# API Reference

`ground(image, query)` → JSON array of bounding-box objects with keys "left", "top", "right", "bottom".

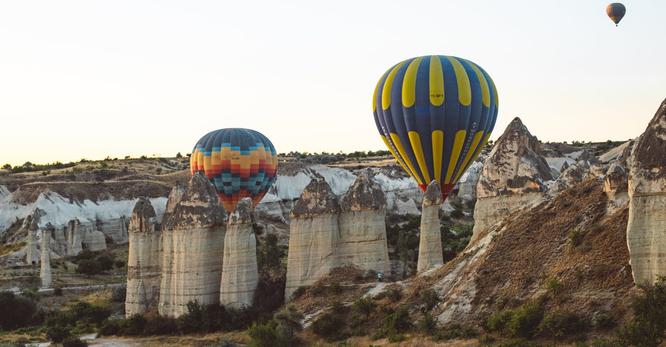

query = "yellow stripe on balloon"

[
  {"left": 467, "top": 61, "right": 490, "bottom": 107},
  {"left": 389, "top": 133, "right": 423, "bottom": 185},
  {"left": 407, "top": 131, "right": 431, "bottom": 183},
  {"left": 432, "top": 130, "right": 444, "bottom": 183},
  {"left": 402, "top": 57, "right": 422, "bottom": 108},
  {"left": 445, "top": 130, "right": 467, "bottom": 184},
  {"left": 381, "top": 135, "right": 410, "bottom": 175},
  {"left": 373, "top": 72, "right": 387, "bottom": 112},
  {"left": 453, "top": 131, "right": 484, "bottom": 182},
  {"left": 488, "top": 75, "right": 499, "bottom": 107},
  {"left": 446, "top": 57, "right": 471, "bottom": 106},
  {"left": 429, "top": 56, "right": 444, "bottom": 106},
  {"left": 381, "top": 62, "right": 405, "bottom": 110}
]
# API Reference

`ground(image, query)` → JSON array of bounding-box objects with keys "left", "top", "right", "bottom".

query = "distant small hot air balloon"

[
  {"left": 190, "top": 128, "right": 278, "bottom": 212},
  {"left": 606, "top": 3, "right": 626, "bottom": 26},
  {"left": 372, "top": 55, "right": 499, "bottom": 200}
]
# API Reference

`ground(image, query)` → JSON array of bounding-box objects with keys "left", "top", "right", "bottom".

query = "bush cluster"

[
  {"left": 248, "top": 306, "right": 303, "bottom": 347},
  {"left": 45, "top": 302, "right": 111, "bottom": 343},
  {"left": 73, "top": 251, "right": 116, "bottom": 276},
  {"left": 0, "top": 291, "right": 42, "bottom": 330},
  {"left": 618, "top": 279, "right": 666, "bottom": 347},
  {"left": 486, "top": 301, "right": 544, "bottom": 338},
  {"left": 100, "top": 301, "right": 253, "bottom": 337}
]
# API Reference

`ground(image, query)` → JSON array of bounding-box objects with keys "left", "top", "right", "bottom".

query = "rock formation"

[
  {"left": 627, "top": 98, "right": 666, "bottom": 285},
  {"left": 81, "top": 225, "right": 107, "bottom": 252},
  {"left": 24, "top": 215, "right": 39, "bottom": 265},
  {"left": 472, "top": 117, "right": 553, "bottom": 242},
  {"left": 98, "top": 217, "right": 129, "bottom": 244},
  {"left": 126, "top": 198, "right": 162, "bottom": 317},
  {"left": 219, "top": 198, "right": 258, "bottom": 308},
  {"left": 337, "top": 172, "right": 390, "bottom": 275},
  {"left": 66, "top": 219, "right": 83, "bottom": 256},
  {"left": 40, "top": 228, "right": 52, "bottom": 288},
  {"left": 159, "top": 174, "right": 226, "bottom": 317},
  {"left": 417, "top": 181, "right": 444, "bottom": 273},
  {"left": 604, "top": 163, "right": 628, "bottom": 205},
  {"left": 285, "top": 175, "right": 341, "bottom": 300},
  {"left": 50, "top": 224, "right": 68, "bottom": 256}
]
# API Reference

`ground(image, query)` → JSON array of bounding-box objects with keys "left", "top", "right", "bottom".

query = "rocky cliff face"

[
  {"left": 417, "top": 181, "right": 444, "bottom": 273},
  {"left": 473, "top": 117, "right": 553, "bottom": 241},
  {"left": 220, "top": 198, "right": 258, "bottom": 308},
  {"left": 337, "top": 172, "right": 390, "bottom": 275},
  {"left": 126, "top": 198, "right": 162, "bottom": 317},
  {"left": 159, "top": 174, "right": 226, "bottom": 317},
  {"left": 285, "top": 176, "right": 341, "bottom": 300},
  {"left": 626, "top": 98, "right": 666, "bottom": 285}
]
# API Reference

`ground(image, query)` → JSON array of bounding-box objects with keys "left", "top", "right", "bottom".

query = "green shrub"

[
  {"left": 46, "top": 325, "right": 71, "bottom": 343},
  {"left": 256, "top": 233, "right": 284, "bottom": 272},
  {"left": 386, "top": 287, "right": 402, "bottom": 302},
  {"left": 591, "top": 311, "right": 615, "bottom": 329},
  {"left": 434, "top": 323, "right": 478, "bottom": 341},
  {"left": 618, "top": 279, "right": 666, "bottom": 347},
  {"left": 486, "top": 310, "right": 513, "bottom": 332},
  {"left": 148, "top": 316, "right": 170, "bottom": 334},
  {"left": 506, "top": 302, "right": 543, "bottom": 338},
  {"left": 248, "top": 322, "right": 280, "bottom": 347},
  {"left": 247, "top": 307, "right": 303, "bottom": 347},
  {"left": 98, "top": 319, "right": 122, "bottom": 336},
  {"left": 383, "top": 306, "right": 412, "bottom": 335},
  {"left": 486, "top": 301, "right": 544, "bottom": 338},
  {"left": 311, "top": 303, "right": 347, "bottom": 341},
  {"left": 0, "top": 291, "right": 40, "bottom": 330},
  {"left": 419, "top": 288, "right": 439, "bottom": 311},
  {"left": 539, "top": 311, "right": 588, "bottom": 339},
  {"left": 416, "top": 312, "right": 436, "bottom": 334},
  {"left": 568, "top": 229, "right": 584, "bottom": 247},
  {"left": 62, "top": 337, "right": 88, "bottom": 347},
  {"left": 76, "top": 259, "right": 102, "bottom": 276},
  {"left": 352, "top": 297, "right": 375, "bottom": 319},
  {"left": 123, "top": 315, "right": 147, "bottom": 336},
  {"left": 545, "top": 277, "right": 564, "bottom": 297}
]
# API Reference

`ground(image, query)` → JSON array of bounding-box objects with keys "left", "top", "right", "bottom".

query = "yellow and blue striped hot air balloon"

[
  {"left": 190, "top": 128, "right": 278, "bottom": 212},
  {"left": 373, "top": 55, "right": 499, "bottom": 200}
]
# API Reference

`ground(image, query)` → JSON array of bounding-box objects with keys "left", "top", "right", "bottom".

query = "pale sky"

[{"left": 1, "top": 1, "right": 664, "bottom": 166}]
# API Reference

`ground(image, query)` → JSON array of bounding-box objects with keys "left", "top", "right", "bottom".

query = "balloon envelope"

[
  {"left": 606, "top": 3, "right": 626, "bottom": 25},
  {"left": 190, "top": 128, "right": 278, "bottom": 212},
  {"left": 373, "top": 55, "right": 498, "bottom": 200}
]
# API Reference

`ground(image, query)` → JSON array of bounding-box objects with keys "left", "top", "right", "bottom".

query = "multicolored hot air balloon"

[
  {"left": 606, "top": 3, "right": 626, "bottom": 26},
  {"left": 373, "top": 55, "right": 498, "bottom": 200},
  {"left": 190, "top": 128, "right": 278, "bottom": 212}
]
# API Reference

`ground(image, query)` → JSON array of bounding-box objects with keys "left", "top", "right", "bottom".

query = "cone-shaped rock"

[
  {"left": 417, "top": 181, "right": 444, "bottom": 273},
  {"left": 285, "top": 175, "right": 341, "bottom": 301},
  {"left": 472, "top": 117, "right": 552, "bottom": 242},
  {"left": 40, "top": 227, "right": 52, "bottom": 288},
  {"left": 126, "top": 198, "right": 162, "bottom": 316},
  {"left": 627, "top": 98, "right": 666, "bottom": 285},
  {"left": 337, "top": 172, "right": 390, "bottom": 275},
  {"left": 220, "top": 198, "right": 258, "bottom": 308},
  {"left": 24, "top": 215, "right": 39, "bottom": 265},
  {"left": 158, "top": 173, "right": 226, "bottom": 317}
]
